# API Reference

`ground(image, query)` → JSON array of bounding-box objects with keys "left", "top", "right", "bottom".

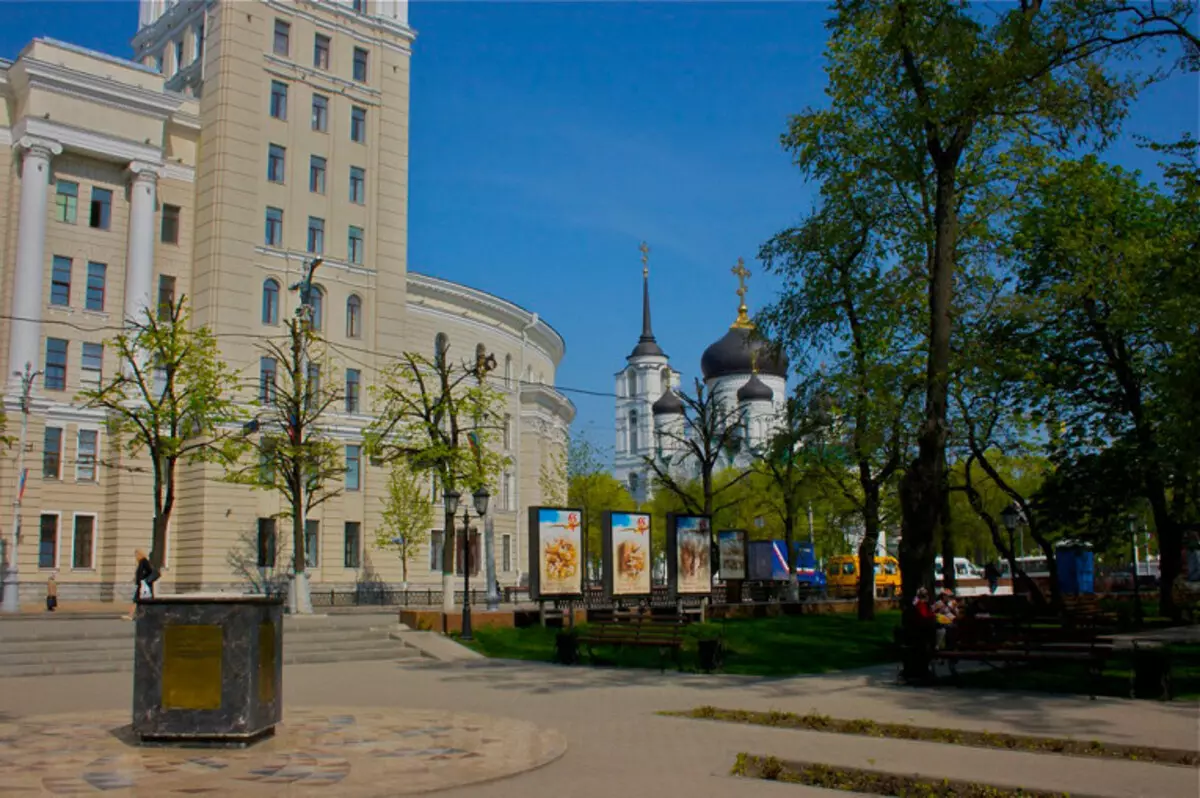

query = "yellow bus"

[{"left": 825, "top": 555, "right": 901, "bottom": 598}]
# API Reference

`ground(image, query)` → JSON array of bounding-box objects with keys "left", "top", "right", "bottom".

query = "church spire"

[
  {"left": 730, "top": 257, "right": 755, "bottom": 330},
  {"left": 629, "top": 241, "right": 665, "bottom": 358}
]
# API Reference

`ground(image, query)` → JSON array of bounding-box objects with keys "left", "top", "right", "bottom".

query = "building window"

[
  {"left": 309, "top": 156, "right": 326, "bottom": 194},
  {"left": 346, "top": 295, "right": 362, "bottom": 338},
  {"left": 262, "top": 278, "right": 280, "bottom": 325},
  {"left": 39, "top": 514, "right": 58, "bottom": 569},
  {"left": 312, "top": 94, "right": 328, "bottom": 132},
  {"left": 505, "top": 355, "right": 513, "bottom": 388},
  {"left": 306, "top": 362, "right": 321, "bottom": 402},
  {"left": 43, "top": 427, "right": 63, "bottom": 479},
  {"left": 347, "top": 225, "right": 364, "bottom": 264},
  {"left": 344, "top": 522, "right": 361, "bottom": 568},
  {"left": 158, "top": 275, "right": 176, "bottom": 320},
  {"left": 304, "top": 519, "right": 319, "bottom": 568},
  {"left": 161, "top": 204, "right": 180, "bottom": 244},
  {"left": 352, "top": 46, "right": 369, "bottom": 82},
  {"left": 503, "top": 414, "right": 512, "bottom": 449},
  {"left": 502, "top": 534, "right": 512, "bottom": 572},
  {"left": 257, "top": 518, "right": 277, "bottom": 568},
  {"left": 153, "top": 52, "right": 163, "bottom": 73},
  {"left": 429, "top": 530, "right": 444, "bottom": 571},
  {"left": 55, "top": 180, "right": 78, "bottom": 223},
  {"left": 629, "top": 472, "right": 639, "bottom": 496},
  {"left": 72, "top": 514, "right": 95, "bottom": 570},
  {"left": 45, "top": 338, "right": 68, "bottom": 391},
  {"left": 348, "top": 166, "right": 366, "bottom": 204},
  {"left": 269, "top": 80, "right": 288, "bottom": 120},
  {"left": 264, "top": 207, "right": 284, "bottom": 247},
  {"left": 85, "top": 262, "right": 106, "bottom": 311},
  {"left": 77, "top": 429, "right": 98, "bottom": 482},
  {"left": 195, "top": 21, "right": 205, "bottom": 60},
  {"left": 456, "top": 531, "right": 480, "bottom": 577},
  {"left": 50, "top": 256, "right": 72, "bottom": 306},
  {"left": 434, "top": 333, "right": 449, "bottom": 369},
  {"left": 267, "top": 144, "right": 286, "bottom": 183},
  {"left": 500, "top": 471, "right": 512, "bottom": 510},
  {"left": 307, "top": 216, "right": 324, "bottom": 254},
  {"left": 173, "top": 39, "right": 184, "bottom": 74},
  {"left": 81, "top": 342, "right": 103, "bottom": 389},
  {"left": 627, "top": 370, "right": 637, "bottom": 398},
  {"left": 345, "top": 368, "right": 361, "bottom": 413},
  {"left": 353, "top": 0, "right": 367, "bottom": 12},
  {"left": 628, "top": 409, "right": 639, "bottom": 452},
  {"left": 273, "top": 19, "right": 290, "bottom": 56},
  {"left": 89, "top": 187, "right": 112, "bottom": 229},
  {"left": 259, "top": 439, "right": 276, "bottom": 485},
  {"left": 311, "top": 286, "right": 325, "bottom": 331},
  {"left": 350, "top": 106, "right": 366, "bottom": 143},
  {"left": 260, "top": 356, "right": 277, "bottom": 403},
  {"left": 345, "top": 445, "right": 361, "bottom": 491},
  {"left": 313, "top": 33, "right": 330, "bottom": 69}
]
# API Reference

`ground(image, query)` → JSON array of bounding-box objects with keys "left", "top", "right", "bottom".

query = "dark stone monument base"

[
  {"left": 135, "top": 726, "right": 276, "bottom": 749},
  {"left": 132, "top": 594, "right": 284, "bottom": 745}
]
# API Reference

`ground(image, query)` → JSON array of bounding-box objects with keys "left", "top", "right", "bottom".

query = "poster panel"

[
  {"left": 668, "top": 514, "right": 713, "bottom": 595},
  {"left": 527, "top": 507, "right": 584, "bottom": 600},
  {"left": 717, "top": 530, "right": 747, "bottom": 581},
  {"left": 604, "top": 512, "right": 652, "bottom": 597}
]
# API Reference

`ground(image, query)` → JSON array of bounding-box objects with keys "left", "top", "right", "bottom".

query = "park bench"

[{"left": 577, "top": 619, "right": 686, "bottom": 671}]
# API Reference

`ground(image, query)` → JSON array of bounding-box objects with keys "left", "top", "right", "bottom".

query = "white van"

[{"left": 934, "top": 556, "right": 983, "bottom": 580}]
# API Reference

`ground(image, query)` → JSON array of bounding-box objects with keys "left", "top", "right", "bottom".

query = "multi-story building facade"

[{"left": 0, "top": 0, "right": 573, "bottom": 604}]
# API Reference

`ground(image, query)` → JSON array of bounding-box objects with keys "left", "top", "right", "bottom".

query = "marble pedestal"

[{"left": 132, "top": 595, "right": 284, "bottom": 746}]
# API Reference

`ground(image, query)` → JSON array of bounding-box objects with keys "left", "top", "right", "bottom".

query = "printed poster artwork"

[
  {"left": 675, "top": 515, "right": 712, "bottom": 594},
  {"left": 537, "top": 508, "right": 582, "bottom": 595},
  {"left": 718, "top": 530, "right": 746, "bottom": 580},
  {"left": 611, "top": 512, "right": 651, "bottom": 596}
]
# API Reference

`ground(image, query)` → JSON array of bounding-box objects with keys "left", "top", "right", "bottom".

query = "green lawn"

[{"left": 461, "top": 612, "right": 901, "bottom": 676}]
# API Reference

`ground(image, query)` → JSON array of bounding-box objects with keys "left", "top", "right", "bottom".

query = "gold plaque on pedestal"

[
  {"left": 258, "top": 622, "right": 276, "bottom": 704},
  {"left": 162, "top": 625, "right": 223, "bottom": 710}
]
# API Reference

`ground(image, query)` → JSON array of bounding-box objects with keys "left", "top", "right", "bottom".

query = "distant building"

[{"left": 613, "top": 248, "right": 787, "bottom": 499}]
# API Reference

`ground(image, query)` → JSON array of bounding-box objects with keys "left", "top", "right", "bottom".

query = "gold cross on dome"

[
  {"left": 640, "top": 241, "right": 650, "bottom": 277},
  {"left": 731, "top": 257, "right": 755, "bottom": 329}
]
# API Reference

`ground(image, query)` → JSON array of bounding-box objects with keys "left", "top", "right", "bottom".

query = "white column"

[
  {"left": 124, "top": 162, "right": 162, "bottom": 327},
  {"left": 7, "top": 137, "right": 62, "bottom": 390}
]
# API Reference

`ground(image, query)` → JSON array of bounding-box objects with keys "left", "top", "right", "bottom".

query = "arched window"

[
  {"left": 629, "top": 409, "right": 639, "bottom": 453},
  {"left": 504, "top": 355, "right": 513, "bottom": 388},
  {"left": 627, "top": 370, "right": 637, "bottom": 397},
  {"left": 660, "top": 368, "right": 670, "bottom": 392},
  {"left": 262, "top": 278, "right": 280, "bottom": 325},
  {"left": 628, "top": 472, "right": 639, "bottom": 496},
  {"left": 345, "top": 294, "right": 362, "bottom": 338},
  {"left": 310, "top": 285, "right": 325, "bottom": 331},
  {"left": 434, "top": 333, "right": 449, "bottom": 368}
]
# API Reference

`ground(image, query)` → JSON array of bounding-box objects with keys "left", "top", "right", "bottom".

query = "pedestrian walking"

[
  {"left": 46, "top": 572, "right": 58, "bottom": 612},
  {"left": 125, "top": 549, "right": 158, "bottom": 620}
]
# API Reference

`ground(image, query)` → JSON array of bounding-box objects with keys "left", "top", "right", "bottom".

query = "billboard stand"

[
  {"left": 603, "top": 510, "right": 654, "bottom": 615},
  {"left": 528, "top": 507, "right": 585, "bottom": 628},
  {"left": 666, "top": 513, "right": 714, "bottom": 621}
]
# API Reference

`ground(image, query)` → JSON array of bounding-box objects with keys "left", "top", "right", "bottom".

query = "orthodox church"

[{"left": 613, "top": 245, "right": 789, "bottom": 502}]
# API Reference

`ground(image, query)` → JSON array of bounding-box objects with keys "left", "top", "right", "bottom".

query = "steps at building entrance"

[{"left": 0, "top": 612, "right": 424, "bottom": 678}]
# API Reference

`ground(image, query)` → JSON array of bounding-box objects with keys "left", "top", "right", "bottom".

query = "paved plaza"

[{"left": 0, "top": 630, "right": 1197, "bottom": 798}]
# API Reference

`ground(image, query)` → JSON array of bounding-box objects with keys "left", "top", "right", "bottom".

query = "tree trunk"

[
  {"left": 151, "top": 514, "right": 168, "bottom": 572},
  {"left": 857, "top": 484, "right": 881, "bottom": 620},
  {"left": 442, "top": 507, "right": 457, "bottom": 613},
  {"left": 940, "top": 484, "right": 956, "bottom": 594},
  {"left": 1147, "top": 481, "right": 1183, "bottom": 619},
  {"left": 784, "top": 513, "right": 799, "bottom": 603},
  {"left": 900, "top": 163, "right": 958, "bottom": 611}
]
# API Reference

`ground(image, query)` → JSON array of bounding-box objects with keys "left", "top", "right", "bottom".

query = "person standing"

[
  {"left": 984, "top": 561, "right": 1000, "bottom": 594},
  {"left": 126, "top": 549, "right": 158, "bottom": 620},
  {"left": 46, "top": 572, "right": 58, "bottom": 612}
]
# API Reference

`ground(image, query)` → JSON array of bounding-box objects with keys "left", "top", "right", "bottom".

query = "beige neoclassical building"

[{"left": 0, "top": 0, "right": 573, "bottom": 604}]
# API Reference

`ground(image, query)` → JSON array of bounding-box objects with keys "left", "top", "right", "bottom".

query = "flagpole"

[{"left": 2, "top": 363, "right": 42, "bottom": 613}]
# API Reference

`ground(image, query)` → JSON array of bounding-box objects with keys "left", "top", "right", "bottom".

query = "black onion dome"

[
  {"left": 737, "top": 374, "right": 774, "bottom": 403},
  {"left": 652, "top": 389, "right": 685, "bottom": 416},
  {"left": 700, "top": 327, "right": 788, "bottom": 380}
]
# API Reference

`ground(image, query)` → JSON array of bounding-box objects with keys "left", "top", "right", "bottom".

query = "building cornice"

[
  {"left": 10, "top": 57, "right": 183, "bottom": 121},
  {"left": 12, "top": 116, "right": 169, "bottom": 171},
  {"left": 282, "top": 0, "right": 417, "bottom": 50},
  {"left": 132, "top": 0, "right": 208, "bottom": 54},
  {"left": 407, "top": 272, "right": 566, "bottom": 365},
  {"left": 520, "top": 384, "right": 576, "bottom": 425}
]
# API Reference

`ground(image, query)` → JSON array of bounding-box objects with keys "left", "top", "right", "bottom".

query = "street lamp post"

[
  {"left": 459, "top": 486, "right": 490, "bottom": 641},
  {"left": 1000, "top": 503, "right": 1020, "bottom": 592},
  {"left": 287, "top": 256, "right": 322, "bottom": 616},
  {"left": 2, "top": 363, "right": 42, "bottom": 614},
  {"left": 1128, "top": 515, "right": 1144, "bottom": 627}
]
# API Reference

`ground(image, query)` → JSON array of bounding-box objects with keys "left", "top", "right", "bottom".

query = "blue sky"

[{"left": 2, "top": 2, "right": 1197, "bottom": 459}]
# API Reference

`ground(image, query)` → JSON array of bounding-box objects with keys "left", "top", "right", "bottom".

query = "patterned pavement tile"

[{"left": 0, "top": 708, "right": 566, "bottom": 796}]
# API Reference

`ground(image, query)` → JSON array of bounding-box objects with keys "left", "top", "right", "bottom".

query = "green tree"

[
  {"left": 227, "top": 317, "right": 344, "bottom": 614},
  {"left": 81, "top": 297, "right": 243, "bottom": 570},
  {"left": 376, "top": 462, "right": 435, "bottom": 588},
  {"left": 784, "top": 0, "right": 1196, "bottom": 606},
  {"left": 367, "top": 344, "right": 508, "bottom": 613},
  {"left": 1006, "top": 153, "right": 1200, "bottom": 613}
]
